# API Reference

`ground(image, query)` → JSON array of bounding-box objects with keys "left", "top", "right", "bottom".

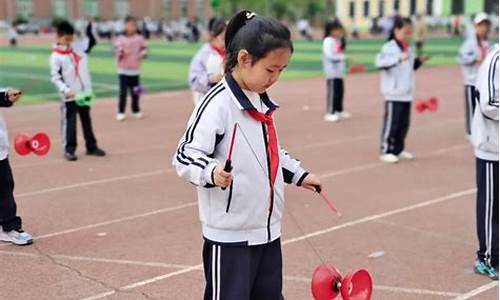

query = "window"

[
  {"left": 426, "top": 0, "right": 433, "bottom": 15},
  {"left": 115, "top": 0, "right": 129, "bottom": 19},
  {"left": 393, "top": 0, "right": 400, "bottom": 11},
  {"left": 451, "top": 0, "right": 463, "bottom": 15},
  {"left": 163, "top": 0, "right": 172, "bottom": 19},
  {"left": 196, "top": 0, "right": 205, "bottom": 21},
  {"left": 363, "top": 0, "right": 370, "bottom": 17},
  {"left": 349, "top": 1, "right": 355, "bottom": 18},
  {"left": 378, "top": 0, "right": 384, "bottom": 17},
  {"left": 52, "top": 0, "right": 66, "bottom": 17},
  {"left": 485, "top": 0, "right": 499, "bottom": 15},
  {"left": 180, "top": 0, "right": 188, "bottom": 17},
  {"left": 83, "top": 0, "right": 99, "bottom": 17},
  {"left": 410, "top": 0, "right": 416, "bottom": 15},
  {"left": 16, "top": 0, "right": 33, "bottom": 18}
]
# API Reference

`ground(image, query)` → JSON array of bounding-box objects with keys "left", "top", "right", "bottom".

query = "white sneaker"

[
  {"left": 379, "top": 154, "right": 399, "bottom": 164},
  {"left": 0, "top": 229, "right": 33, "bottom": 245},
  {"left": 132, "top": 112, "right": 143, "bottom": 119},
  {"left": 116, "top": 113, "right": 126, "bottom": 121},
  {"left": 399, "top": 151, "right": 414, "bottom": 160},
  {"left": 324, "top": 113, "right": 340, "bottom": 122},
  {"left": 338, "top": 111, "right": 351, "bottom": 119}
]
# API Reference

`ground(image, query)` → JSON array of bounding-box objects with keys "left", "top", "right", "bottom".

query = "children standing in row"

[
  {"left": 458, "top": 13, "right": 491, "bottom": 137},
  {"left": 188, "top": 17, "right": 226, "bottom": 105},
  {"left": 375, "top": 17, "right": 427, "bottom": 164},
  {"left": 322, "top": 20, "right": 351, "bottom": 122},
  {"left": 471, "top": 44, "right": 498, "bottom": 280},
  {"left": 174, "top": 10, "right": 320, "bottom": 299},
  {"left": 114, "top": 16, "right": 148, "bottom": 121},
  {"left": 50, "top": 21, "right": 106, "bottom": 161},
  {"left": 0, "top": 88, "right": 32, "bottom": 245}
]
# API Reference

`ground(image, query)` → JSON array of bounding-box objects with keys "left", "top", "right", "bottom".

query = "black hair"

[
  {"left": 125, "top": 15, "right": 137, "bottom": 23},
  {"left": 388, "top": 16, "right": 412, "bottom": 41},
  {"left": 324, "top": 19, "right": 344, "bottom": 38},
  {"left": 207, "top": 17, "right": 226, "bottom": 36},
  {"left": 224, "top": 10, "right": 293, "bottom": 73},
  {"left": 56, "top": 20, "right": 74, "bottom": 36}
]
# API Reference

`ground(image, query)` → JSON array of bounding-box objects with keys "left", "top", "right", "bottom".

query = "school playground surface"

[
  {"left": 0, "top": 36, "right": 468, "bottom": 104},
  {"left": 0, "top": 63, "right": 498, "bottom": 300}
]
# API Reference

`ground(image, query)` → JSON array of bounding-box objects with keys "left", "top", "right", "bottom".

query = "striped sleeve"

[
  {"left": 476, "top": 50, "right": 499, "bottom": 120},
  {"left": 173, "top": 83, "right": 226, "bottom": 186},
  {"left": 279, "top": 148, "right": 308, "bottom": 186},
  {"left": 375, "top": 43, "right": 399, "bottom": 70}
]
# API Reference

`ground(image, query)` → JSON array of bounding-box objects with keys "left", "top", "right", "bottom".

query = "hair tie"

[{"left": 246, "top": 12, "right": 256, "bottom": 20}]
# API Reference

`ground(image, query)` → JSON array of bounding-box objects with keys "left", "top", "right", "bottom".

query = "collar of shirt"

[{"left": 224, "top": 73, "right": 279, "bottom": 112}]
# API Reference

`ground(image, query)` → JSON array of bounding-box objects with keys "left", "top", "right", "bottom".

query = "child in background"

[
  {"left": 114, "top": 16, "right": 148, "bottom": 121},
  {"left": 458, "top": 13, "right": 491, "bottom": 137},
  {"left": 0, "top": 88, "right": 32, "bottom": 245},
  {"left": 50, "top": 21, "right": 106, "bottom": 161},
  {"left": 173, "top": 10, "right": 321, "bottom": 299},
  {"left": 322, "top": 19, "right": 350, "bottom": 122},
  {"left": 471, "top": 45, "right": 498, "bottom": 280},
  {"left": 375, "top": 17, "right": 428, "bottom": 164},
  {"left": 188, "top": 17, "right": 226, "bottom": 105}
]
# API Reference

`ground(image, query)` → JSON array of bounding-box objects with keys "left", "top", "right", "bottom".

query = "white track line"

[
  {"left": 79, "top": 188, "right": 476, "bottom": 300},
  {"left": 0, "top": 250, "right": 191, "bottom": 269},
  {"left": 282, "top": 188, "right": 475, "bottom": 245},
  {"left": 1, "top": 250, "right": 463, "bottom": 297},
  {"left": 34, "top": 201, "right": 197, "bottom": 240},
  {"left": 453, "top": 281, "right": 499, "bottom": 300},
  {"left": 16, "top": 169, "right": 171, "bottom": 198},
  {"left": 283, "top": 275, "right": 462, "bottom": 297},
  {"left": 0, "top": 142, "right": 468, "bottom": 248},
  {"left": 80, "top": 264, "right": 203, "bottom": 300}
]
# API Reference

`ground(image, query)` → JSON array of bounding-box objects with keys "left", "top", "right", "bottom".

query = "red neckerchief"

[
  {"left": 246, "top": 109, "right": 279, "bottom": 186},
  {"left": 53, "top": 46, "right": 81, "bottom": 79},
  {"left": 400, "top": 40, "right": 409, "bottom": 51},
  {"left": 210, "top": 43, "right": 226, "bottom": 58}
]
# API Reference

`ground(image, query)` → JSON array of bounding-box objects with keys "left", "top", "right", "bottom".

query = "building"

[
  {"left": 335, "top": 0, "right": 498, "bottom": 27},
  {"left": 0, "top": 0, "right": 212, "bottom": 22}
]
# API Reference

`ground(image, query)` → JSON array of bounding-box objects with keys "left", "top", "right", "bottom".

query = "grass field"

[{"left": 0, "top": 36, "right": 467, "bottom": 104}]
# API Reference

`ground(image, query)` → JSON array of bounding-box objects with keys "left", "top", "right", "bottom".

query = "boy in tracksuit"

[
  {"left": 50, "top": 21, "right": 106, "bottom": 161},
  {"left": 458, "top": 13, "right": 491, "bottom": 137},
  {"left": 471, "top": 45, "right": 498, "bottom": 280},
  {"left": 0, "top": 88, "right": 33, "bottom": 245},
  {"left": 375, "top": 17, "right": 427, "bottom": 164}
]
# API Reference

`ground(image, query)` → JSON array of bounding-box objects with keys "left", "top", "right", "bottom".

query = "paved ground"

[{"left": 0, "top": 65, "right": 497, "bottom": 299}]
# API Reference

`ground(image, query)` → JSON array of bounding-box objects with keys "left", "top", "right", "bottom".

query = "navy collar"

[{"left": 225, "top": 73, "right": 279, "bottom": 111}]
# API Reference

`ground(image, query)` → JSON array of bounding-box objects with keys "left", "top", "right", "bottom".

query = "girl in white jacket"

[
  {"left": 173, "top": 10, "right": 320, "bottom": 300},
  {"left": 322, "top": 20, "right": 350, "bottom": 122},
  {"left": 375, "top": 17, "right": 427, "bottom": 164}
]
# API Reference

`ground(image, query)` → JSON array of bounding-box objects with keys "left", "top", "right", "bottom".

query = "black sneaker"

[
  {"left": 64, "top": 152, "right": 78, "bottom": 161},
  {"left": 86, "top": 148, "right": 106, "bottom": 157}
]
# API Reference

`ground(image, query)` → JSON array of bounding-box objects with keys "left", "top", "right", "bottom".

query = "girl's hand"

[
  {"left": 213, "top": 165, "right": 232, "bottom": 188},
  {"left": 301, "top": 173, "right": 321, "bottom": 192},
  {"left": 418, "top": 55, "right": 429, "bottom": 63},
  {"left": 399, "top": 52, "right": 409, "bottom": 62},
  {"left": 7, "top": 89, "right": 22, "bottom": 102}
]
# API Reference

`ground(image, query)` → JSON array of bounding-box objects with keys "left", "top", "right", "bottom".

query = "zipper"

[{"left": 261, "top": 123, "right": 274, "bottom": 242}]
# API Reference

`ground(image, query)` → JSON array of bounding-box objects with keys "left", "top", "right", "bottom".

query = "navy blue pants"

[
  {"left": 476, "top": 158, "right": 499, "bottom": 268},
  {"left": 0, "top": 158, "right": 21, "bottom": 232},
  {"left": 326, "top": 78, "right": 344, "bottom": 114},
  {"left": 202, "top": 238, "right": 283, "bottom": 300},
  {"left": 380, "top": 101, "right": 411, "bottom": 155}
]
